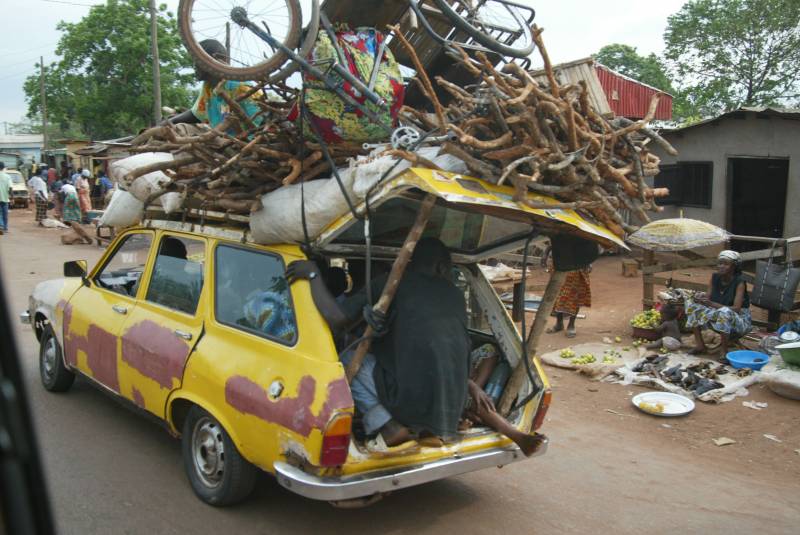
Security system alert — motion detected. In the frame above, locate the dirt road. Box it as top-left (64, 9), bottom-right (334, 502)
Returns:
top-left (1, 208), bottom-right (798, 534)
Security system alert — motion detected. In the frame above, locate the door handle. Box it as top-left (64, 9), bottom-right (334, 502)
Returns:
top-left (174, 329), bottom-right (192, 341)
top-left (112, 305), bottom-right (128, 315)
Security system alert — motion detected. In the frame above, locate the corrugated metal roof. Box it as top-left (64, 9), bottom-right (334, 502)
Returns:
top-left (0, 134), bottom-right (43, 147)
top-left (529, 57), bottom-right (613, 117)
top-left (594, 64), bottom-right (672, 120)
top-left (662, 107), bottom-right (800, 133)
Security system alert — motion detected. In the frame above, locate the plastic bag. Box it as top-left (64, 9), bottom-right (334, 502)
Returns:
top-left (110, 152), bottom-right (174, 189)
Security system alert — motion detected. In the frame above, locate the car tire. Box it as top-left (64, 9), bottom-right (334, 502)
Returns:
top-left (39, 325), bottom-right (75, 392)
top-left (182, 405), bottom-right (257, 506)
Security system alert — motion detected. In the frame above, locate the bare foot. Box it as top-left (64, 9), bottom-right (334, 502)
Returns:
top-left (515, 433), bottom-right (547, 457)
top-left (566, 328), bottom-right (577, 338)
top-left (689, 347), bottom-right (706, 355)
top-left (379, 419), bottom-right (411, 447)
top-left (546, 325), bottom-right (564, 334)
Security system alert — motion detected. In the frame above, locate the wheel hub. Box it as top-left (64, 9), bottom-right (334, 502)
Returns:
top-left (192, 418), bottom-right (225, 488)
top-left (230, 6), bottom-right (249, 27)
top-left (43, 337), bottom-right (57, 377)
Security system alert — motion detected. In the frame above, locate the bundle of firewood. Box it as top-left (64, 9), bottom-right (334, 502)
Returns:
top-left (390, 24), bottom-right (675, 238)
top-left (121, 25), bottom-right (672, 238)
top-left (122, 88), bottom-right (367, 215)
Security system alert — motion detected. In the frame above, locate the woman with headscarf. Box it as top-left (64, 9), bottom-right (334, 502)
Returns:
top-left (687, 250), bottom-right (751, 356)
top-left (60, 182), bottom-right (82, 225)
top-left (75, 168), bottom-right (92, 218)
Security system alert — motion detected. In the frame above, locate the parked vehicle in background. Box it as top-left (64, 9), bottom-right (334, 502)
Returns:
top-left (7, 170), bottom-right (29, 209)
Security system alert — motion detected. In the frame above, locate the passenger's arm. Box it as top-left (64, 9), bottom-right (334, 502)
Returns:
top-left (286, 260), bottom-right (352, 331)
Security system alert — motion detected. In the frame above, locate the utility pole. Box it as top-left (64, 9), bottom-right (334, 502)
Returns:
top-left (40, 56), bottom-right (48, 153)
top-left (149, 0), bottom-right (162, 124)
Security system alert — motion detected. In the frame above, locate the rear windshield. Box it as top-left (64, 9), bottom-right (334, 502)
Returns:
top-left (335, 196), bottom-right (531, 255)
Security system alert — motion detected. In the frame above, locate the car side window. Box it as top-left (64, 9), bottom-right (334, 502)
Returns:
top-left (214, 245), bottom-right (297, 344)
top-left (144, 235), bottom-right (206, 315)
top-left (94, 233), bottom-right (153, 297)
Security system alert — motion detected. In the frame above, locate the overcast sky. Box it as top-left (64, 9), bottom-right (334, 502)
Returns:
top-left (0, 0), bottom-right (690, 130)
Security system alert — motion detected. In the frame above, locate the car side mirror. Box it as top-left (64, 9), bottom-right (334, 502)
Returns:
top-left (64, 260), bottom-right (88, 278)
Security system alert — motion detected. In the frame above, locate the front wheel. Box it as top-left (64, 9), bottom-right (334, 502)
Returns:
top-left (39, 325), bottom-right (75, 392)
top-left (178, 0), bottom-right (302, 81)
top-left (182, 406), bottom-right (257, 506)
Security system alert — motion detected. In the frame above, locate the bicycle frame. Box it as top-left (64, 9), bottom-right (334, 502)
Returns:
top-left (230, 7), bottom-right (392, 134)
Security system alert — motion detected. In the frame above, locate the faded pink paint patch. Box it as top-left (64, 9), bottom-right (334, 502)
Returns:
top-left (131, 387), bottom-right (146, 409)
top-left (120, 320), bottom-right (192, 390)
top-left (62, 302), bottom-right (120, 392)
top-left (225, 376), bottom-right (353, 437)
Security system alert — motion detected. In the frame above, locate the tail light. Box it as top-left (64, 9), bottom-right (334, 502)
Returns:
top-left (531, 389), bottom-right (552, 431)
top-left (320, 412), bottom-right (352, 467)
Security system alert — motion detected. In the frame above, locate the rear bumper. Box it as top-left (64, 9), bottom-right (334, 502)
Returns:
top-left (274, 437), bottom-right (548, 501)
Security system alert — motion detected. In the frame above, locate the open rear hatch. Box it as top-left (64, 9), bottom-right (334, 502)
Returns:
top-left (289, 168), bottom-right (625, 489)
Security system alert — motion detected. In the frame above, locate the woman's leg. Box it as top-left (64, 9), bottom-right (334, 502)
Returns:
top-left (468, 405), bottom-right (545, 457)
top-left (566, 311), bottom-right (578, 337)
top-left (547, 313), bottom-right (565, 333)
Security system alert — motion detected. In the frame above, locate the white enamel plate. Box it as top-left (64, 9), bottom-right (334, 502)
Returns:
top-left (632, 392), bottom-right (695, 417)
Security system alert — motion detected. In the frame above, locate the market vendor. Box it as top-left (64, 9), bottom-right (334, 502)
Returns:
top-left (168, 39), bottom-right (262, 134)
top-left (687, 250), bottom-right (751, 357)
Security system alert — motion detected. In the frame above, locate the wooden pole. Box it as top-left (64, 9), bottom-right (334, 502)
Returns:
top-left (498, 269), bottom-right (566, 416)
top-left (39, 56), bottom-right (47, 153)
top-left (150, 0), bottom-right (162, 124)
top-left (225, 22), bottom-right (231, 60)
top-left (345, 194), bottom-right (437, 383)
top-left (642, 249), bottom-right (655, 309)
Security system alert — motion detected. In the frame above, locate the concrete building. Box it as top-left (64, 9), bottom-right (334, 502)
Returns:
top-left (651, 107), bottom-right (800, 238)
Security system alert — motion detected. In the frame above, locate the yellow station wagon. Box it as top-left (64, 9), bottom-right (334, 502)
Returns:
top-left (22, 169), bottom-right (623, 506)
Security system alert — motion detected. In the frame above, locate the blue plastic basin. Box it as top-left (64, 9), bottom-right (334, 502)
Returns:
top-left (726, 350), bottom-right (770, 371)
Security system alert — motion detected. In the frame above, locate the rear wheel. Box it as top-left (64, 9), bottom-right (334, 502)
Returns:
top-left (178, 0), bottom-right (302, 81)
top-left (182, 405), bottom-right (257, 506)
top-left (433, 0), bottom-right (535, 58)
top-left (39, 325), bottom-right (75, 392)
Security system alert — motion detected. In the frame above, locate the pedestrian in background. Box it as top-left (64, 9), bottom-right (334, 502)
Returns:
top-left (542, 244), bottom-right (593, 338)
top-left (47, 165), bottom-right (57, 187)
top-left (61, 182), bottom-right (81, 224)
top-left (0, 162), bottom-right (11, 234)
top-left (28, 172), bottom-right (49, 224)
top-left (76, 168), bottom-right (92, 220)
top-left (50, 170), bottom-right (65, 219)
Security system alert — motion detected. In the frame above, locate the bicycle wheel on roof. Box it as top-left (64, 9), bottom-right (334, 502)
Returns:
top-left (432, 0), bottom-right (535, 58)
top-left (178, 0), bottom-right (302, 81)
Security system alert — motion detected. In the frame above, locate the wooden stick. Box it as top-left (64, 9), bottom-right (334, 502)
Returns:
top-left (498, 270), bottom-right (566, 416)
top-left (345, 194), bottom-right (437, 383)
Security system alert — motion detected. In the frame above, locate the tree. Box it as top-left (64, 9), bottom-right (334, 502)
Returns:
top-left (664, 0), bottom-right (800, 117)
top-left (24, 0), bottom-right (196, 140)
top-left (594, 44), bottom-right (675, 94)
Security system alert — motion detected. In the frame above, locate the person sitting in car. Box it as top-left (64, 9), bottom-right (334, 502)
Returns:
top-left (287, 238), bottom-right (543, 456)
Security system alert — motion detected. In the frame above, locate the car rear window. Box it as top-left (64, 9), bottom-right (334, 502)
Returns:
top-left (214, 245), bottom-right (297, 345)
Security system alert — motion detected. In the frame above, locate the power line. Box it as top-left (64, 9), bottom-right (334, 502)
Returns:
top-left (0, 40), bottom-right (60, 60)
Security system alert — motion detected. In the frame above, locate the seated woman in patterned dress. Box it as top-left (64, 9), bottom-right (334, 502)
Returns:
top-left (687, 250), bottom-right (751, 357)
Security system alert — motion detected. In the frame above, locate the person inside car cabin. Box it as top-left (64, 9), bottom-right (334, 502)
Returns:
top-left (287, 238), bottom-right (543, 456)
top-left (168, 39), bottom-right (262, 134)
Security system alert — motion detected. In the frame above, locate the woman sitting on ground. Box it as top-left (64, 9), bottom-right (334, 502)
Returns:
top-left (687, 250), bottom-right (751, 356)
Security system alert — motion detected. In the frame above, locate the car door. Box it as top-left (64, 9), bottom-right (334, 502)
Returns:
top-left (117, 232), bottom-right (207, 417)
top-left (61, 230), bottom-right (155, 393)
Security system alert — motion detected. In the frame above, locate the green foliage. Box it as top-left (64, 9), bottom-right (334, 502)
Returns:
top-left (24, 0), bottom-right (195, 140)
top-left (594, 44), bottom-right (675, 94)
top-left (664, 0), bottom-right (800, 117)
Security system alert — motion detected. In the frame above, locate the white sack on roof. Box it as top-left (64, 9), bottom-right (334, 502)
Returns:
top-left (250, 147), bottom-right (468, 245)
top-left (98, 189), bottom-right (143, 228)
top-left (110, 152), bottom-right (174, 201)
